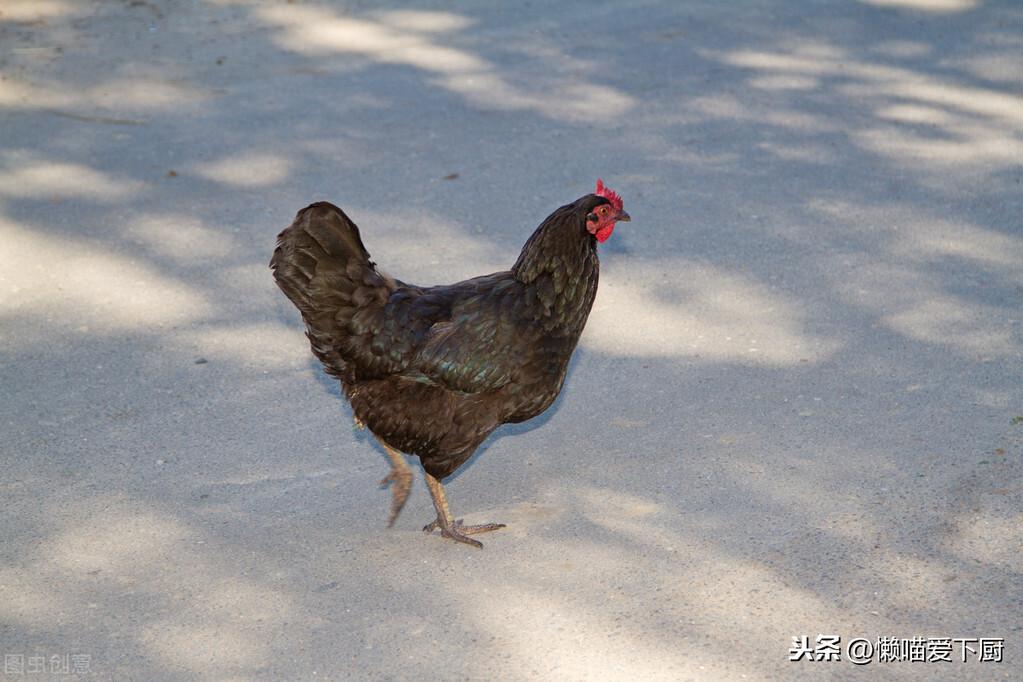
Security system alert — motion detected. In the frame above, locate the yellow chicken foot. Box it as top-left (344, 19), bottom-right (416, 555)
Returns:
top-left (379, 444), bottom-right (413, 527)
top-left (422, 472), bottom-right (505, 548)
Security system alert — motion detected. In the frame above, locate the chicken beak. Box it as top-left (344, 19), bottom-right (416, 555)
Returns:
top-left (616, 210), bottom-right (631, 222)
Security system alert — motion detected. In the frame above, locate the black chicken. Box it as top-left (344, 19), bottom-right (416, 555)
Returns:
top-left (271, 180), bottom-right (630, 547)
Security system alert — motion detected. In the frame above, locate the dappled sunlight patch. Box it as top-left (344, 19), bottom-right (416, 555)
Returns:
top-left (809, 200), bottom-right (1022, 357)
top-left (951, 53), bottom-right (1023, 84)
top-left (1, 505), bottom-right (195, 629)
top-left (84, 77), bottom-right (208, 110)
top-left (0, 77), bottom-right (76, 109)
top-left (538, 82), bottom-right (633, 122)
top-left (759, 108), bottom-right (832, 132)
top-left (138, 624), bottom-right (269, 675)
top-left (195, 152), bottom-right (294, 188)
top-left (124, 213), bottom-right (239, 264)
top-left (348, 207), bottom-right (503, 281)
top-left (945, 510), bottom-right (1023, 573)
top-left (0, 566), bottom-right (67, 627)
top-left (686, 93), bottom-right (751, 119)
top-left (715, 449), bottom-right (895, 548)
top-left (685, 93), bottom-right (835, 132)
top-left (896, 220), bottom-right (1023, 274)
top-left (866, 551), bottom-right (965, 614)
top-left (717, 50), bottom-right (832, 76)
top-left (4, 499), bottom-right (295, 675)
top-left (258, 5), bottom-right (484, 71)
top-left (870, 40), bottom-right (932, 59)
top-left (811, 199), bottom-right (1023, 273)
top-left (138, 581), bottom-right (294, 673)
top-left (255, 4), bottom-right (633, 124)
top-left (415, 489), bottom-right (871, 679)
top-left (463, 586), bottom-right (719, 680)
top-left (578, 504), bottom-right (682, 552)
top-left (575, 485), bottom-right (662, 519)
top-left (46, 510), bottom-right (194, 574)
top-left (0, 218), bottom-right (212, 332)
top-left (0, 77), bottom-right (205, 113)
top-left (0, 0), bottom-right (82, 23)
top-left (216, 263), bottom-right (282, 296)
top-left (713, 43), bottom-right (1023, 170)
top-left (494, 489), bottom-right (949, 652)
top-left (747, 74), bottom-right (819, 91)
top-left (374, 9), bottom-right (474, 34)
top-left (582, 260), bottom-right (837, 365)
top-left (826, 261), bottom-right (1018, 360)
top-left (0, 153), bottom-right (137, 201)
top-left (876, 103), bottom-right (955, 126)
top-left (885, 297), bottom-right (1017, 358)
top-left (757, 140), bottom-right (836, 163)
top-left (174, 322), bottom-right (309, 370)
top-left (853, 123), bottom-right (1023, 167)
top-left (839, 261), bottom-right (1018, 358)
top-left (438, 73), bottom-right (634, 122)
top-left (889, 76), bottom-right (1023, 125)
top-left (859, 0), bottom-right (979, 12)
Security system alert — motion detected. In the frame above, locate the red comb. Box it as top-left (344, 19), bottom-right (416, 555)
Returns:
top-left (595, 179), bottom-right (623, 212)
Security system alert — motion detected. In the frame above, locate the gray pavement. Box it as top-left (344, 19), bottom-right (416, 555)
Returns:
top-left (1, 0), bottom-right (1021, 679)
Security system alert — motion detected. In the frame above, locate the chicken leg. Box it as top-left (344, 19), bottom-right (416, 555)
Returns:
top-left (422, 472), bottom-right (505, 548)
top-left (379, 443), bottom-right (413, 527)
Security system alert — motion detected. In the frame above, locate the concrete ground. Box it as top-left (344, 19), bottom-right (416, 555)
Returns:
top-left (2, 0), bottom-right (1021, 679)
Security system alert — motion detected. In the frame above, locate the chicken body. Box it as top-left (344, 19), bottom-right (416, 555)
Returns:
top-left (271, 188), bottom-right (628, 547)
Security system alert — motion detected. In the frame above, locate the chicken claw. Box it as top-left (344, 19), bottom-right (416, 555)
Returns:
top-left (380, 445), bottom-right (413, 527)
top-left (423, 472), bottom-right (505, 548)
top-left (422, 518), bottom-right (506, 548)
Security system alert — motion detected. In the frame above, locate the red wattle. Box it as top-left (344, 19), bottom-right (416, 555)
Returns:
top-left (595, 225), bottom-right (614, 243)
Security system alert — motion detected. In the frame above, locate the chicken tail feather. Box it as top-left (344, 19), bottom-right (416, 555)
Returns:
top-left (271, 201), bottom-right (395, 378)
